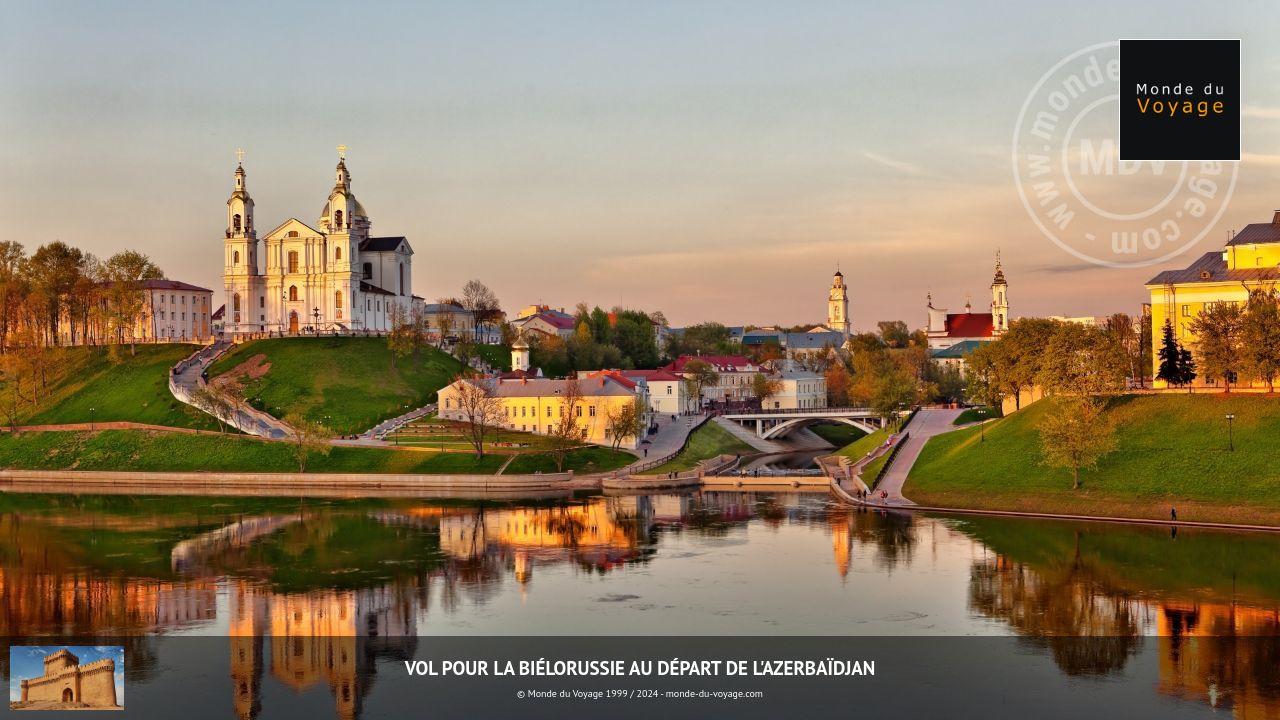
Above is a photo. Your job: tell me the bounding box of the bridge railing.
[722,406,876,417]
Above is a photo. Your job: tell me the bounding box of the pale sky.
[3,1,1279,329]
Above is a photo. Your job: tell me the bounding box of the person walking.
[1171,507,1177,522]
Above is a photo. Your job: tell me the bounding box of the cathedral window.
[233,250,239,265]
[334,210,343,228]
[335,290,343,309]
[259,296,264,308]
[232,293,241,312]
[288,251,299,273]
[289,286,298,301]
[336,246,342,261]
[399,263,405,295]
[362,262,372,280]
[232,214,241,232]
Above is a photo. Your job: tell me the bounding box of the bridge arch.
[760,416,881,440]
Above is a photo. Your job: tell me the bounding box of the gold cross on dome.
[235,147,245,163]
[337,144,347,160]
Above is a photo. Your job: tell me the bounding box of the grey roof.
[422,302,466,313]
[359,236,409,252]
[458,375,636,399]
[1226,221,1280,246]
[1145,250,1280,286]
[360,280,395,296]
[783,331,844,349]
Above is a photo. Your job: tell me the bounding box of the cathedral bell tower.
[827,268,850,338]
[225,151,258,277]
[990,251,1009,335]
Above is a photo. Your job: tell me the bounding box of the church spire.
[991,250,1008,335]
[227,149,254,239]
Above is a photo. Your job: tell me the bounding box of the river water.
[3,489,1279,716]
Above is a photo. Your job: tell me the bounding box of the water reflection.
[6,494,1280,717]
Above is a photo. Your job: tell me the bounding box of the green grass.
[808,422,866,447]
[834,426,890,460]
[648,421,755,473]
[909,394,1280,525]
[503,446,634,474]
[20,344,219,430]
[207,337,462,435]
[953,406,1000,425]
[470,343,511,372]
[0,429,505,474]
[861,451,891,485]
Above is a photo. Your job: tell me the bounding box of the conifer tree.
[1156,319,1181,385]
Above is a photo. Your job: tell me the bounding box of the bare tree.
[451,375,504,458]
[190,384,232,434]
[605,397,644,450]
[547,377,585,471]
[461,279,503,327]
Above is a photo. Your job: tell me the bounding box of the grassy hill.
[649,421,755,473]
[19,344,217,430]
[909,394,1280,525]
[207,337,462,435]
[0,430,506,474]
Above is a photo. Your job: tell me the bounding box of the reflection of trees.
[969,535,1143,675]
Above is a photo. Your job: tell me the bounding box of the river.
[3,489,1278,716]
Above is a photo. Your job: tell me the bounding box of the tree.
[451,375,503,458]
[284,412,332,472]
[0,241,27,352]
[189,384,232,434]
[1156,319,1181,386]
[1241,288,1280,391]
[871,366,916,422]
[1036,323,1127,397]
[1038,396,1115,489]
[681,359,719,412]
[877,320,910,348]
[102,250,163,354]
[749,372,783,406]
[824,362,851,406]
[964,341,1003,408]
[1177,345,1197,390]
[605,397,644,451]
[1189,301,1245,391]
[460,279,503,326]
[25,241,88,346]
[1104,312,1139,383]
[547,376,585,471]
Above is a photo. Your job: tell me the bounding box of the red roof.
[622,369,682,382]
[582,370,638,390]
[664,355,757,373]
[944,313,994,339]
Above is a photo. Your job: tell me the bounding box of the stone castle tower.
[827,268,850,338]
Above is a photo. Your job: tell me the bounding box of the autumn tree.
[1190,301,1245,391]
[749,372,783,406]
[1038,396,1115,489]
[460,279,503,326]
[189,384,233,434]
[824,362,851,406]
[681,359,719,412]
[102,250,164,354]
[1037,322,1127,397]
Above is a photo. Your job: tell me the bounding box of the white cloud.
[861,150,932,177]
[1244,105,1280,119]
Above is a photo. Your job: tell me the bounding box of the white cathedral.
[222,150,415,336]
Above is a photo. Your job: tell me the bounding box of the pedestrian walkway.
[169,341,293,440]
[619,413,708,473]
[873,407,965,505]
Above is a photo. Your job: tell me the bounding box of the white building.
[771,364,828,410]
[222,150,415,337]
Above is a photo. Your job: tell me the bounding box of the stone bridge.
[720,407,884,439]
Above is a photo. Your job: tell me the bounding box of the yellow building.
[1145,211,1280,389]
[437,372,648,450]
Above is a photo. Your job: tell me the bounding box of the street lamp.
[312,307,321,333]
[89,407,95,432]
[978,408,987,443]
[1226,413,1235,452]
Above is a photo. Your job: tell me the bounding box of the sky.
[9,645,125,704]
[3,1,1280,330]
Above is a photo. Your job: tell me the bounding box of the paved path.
[170,341,293,440]
[875,407,965,506]
[620,413,708,473]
